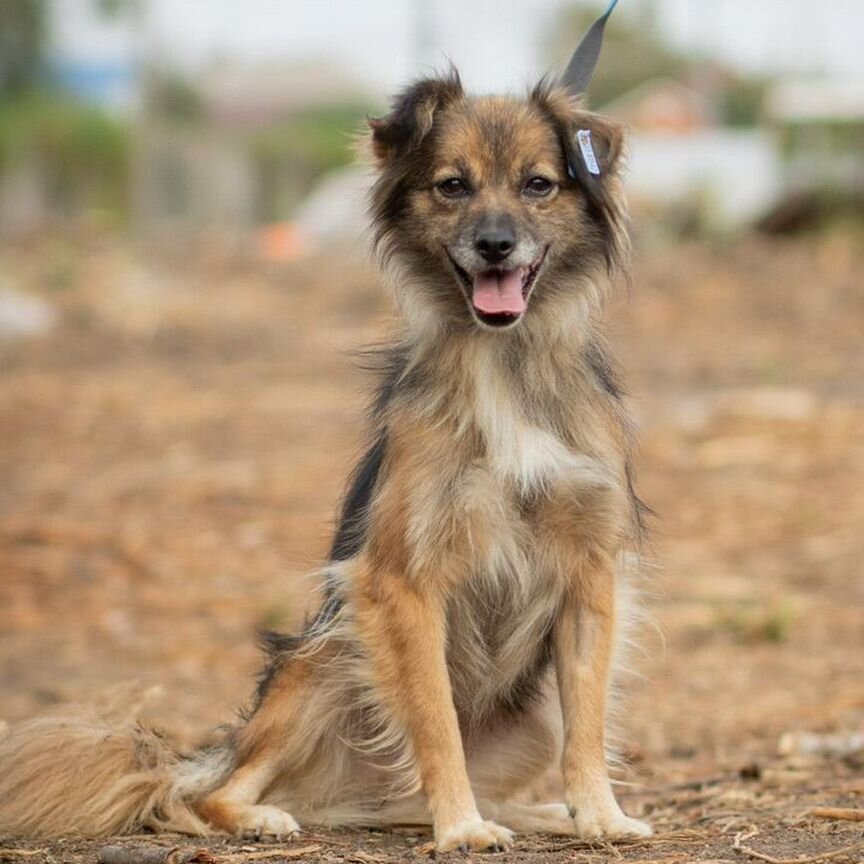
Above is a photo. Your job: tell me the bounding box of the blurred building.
[603,78,718,133]
[604,78,782,232]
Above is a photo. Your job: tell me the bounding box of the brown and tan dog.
[0,11,653,853]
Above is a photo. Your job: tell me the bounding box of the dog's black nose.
[475,216,515,264]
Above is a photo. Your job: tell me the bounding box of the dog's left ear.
[532,84,629,271]
[368,72,463,166]
[532,83,625,195]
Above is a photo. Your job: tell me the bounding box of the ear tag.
[577,129,601,176]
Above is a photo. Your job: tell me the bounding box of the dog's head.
[367,72,628,335]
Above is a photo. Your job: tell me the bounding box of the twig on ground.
[97,846,213,864]
[732,828,864,864]
[809,808,864,823]
[98,846,323,864]
[613,858,691,864]
[0,852,48,859]
[293,833,353,848]
[218,847,321,862]
[345,852,391,864]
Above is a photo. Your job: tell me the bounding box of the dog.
[0,7,653,853]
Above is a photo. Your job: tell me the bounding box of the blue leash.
[562,0,621,95]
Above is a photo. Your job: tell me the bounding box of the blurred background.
[1,0,863,852]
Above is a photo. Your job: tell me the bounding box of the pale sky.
[53,0,864,99]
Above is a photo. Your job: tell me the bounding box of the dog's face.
[369,74,628,334]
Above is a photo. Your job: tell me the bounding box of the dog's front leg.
[554,556,651,839]
[355,564,513,853]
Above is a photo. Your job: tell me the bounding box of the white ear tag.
[576,129,601,176]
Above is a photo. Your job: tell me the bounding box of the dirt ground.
[1,229,863,863]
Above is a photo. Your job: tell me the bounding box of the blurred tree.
[96,0,142,19]
[0,95,130,218]
[148,73,204,123]
[0,0,47,101]
[722,76,771,127]
[252,104,371,221]
[0,0,134,227]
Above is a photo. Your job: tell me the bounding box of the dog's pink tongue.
[472,269,526,315]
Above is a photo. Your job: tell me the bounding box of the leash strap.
[561,0,620,94]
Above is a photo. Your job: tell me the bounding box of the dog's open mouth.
[449,249,548,328]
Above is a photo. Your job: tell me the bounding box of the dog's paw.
[436,818,514,853]
[233,804,301,841]
[570,803,651,840]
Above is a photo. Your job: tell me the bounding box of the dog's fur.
[0,71,652,851]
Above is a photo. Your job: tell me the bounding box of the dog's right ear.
[368,71,463,166]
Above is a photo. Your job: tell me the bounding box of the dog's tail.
[0,687,231,838]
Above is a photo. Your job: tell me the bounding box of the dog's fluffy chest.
[403,340,620,578]
[477,401,573,492]
[468,348,574,492]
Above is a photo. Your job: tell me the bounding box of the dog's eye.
[523,176,555,197]
[437,177,470,198]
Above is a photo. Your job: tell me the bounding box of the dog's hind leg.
[370,794,575,836]
[467,692,561,800]
[195,758,300,840]
[468,693,575,836]
[478,802,574,835]
[195,659,315,839]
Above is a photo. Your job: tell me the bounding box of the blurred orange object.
[257,222,307,263]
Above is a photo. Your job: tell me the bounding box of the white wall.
[627,129,783,229]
